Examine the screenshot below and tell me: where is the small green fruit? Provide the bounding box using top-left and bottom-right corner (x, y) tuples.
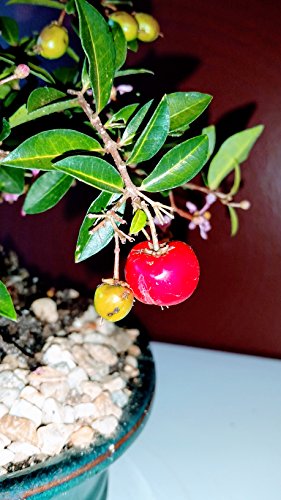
(134, 12), (160, 42)
(37, 23), (69, 60)
(109, 11), (138, 42)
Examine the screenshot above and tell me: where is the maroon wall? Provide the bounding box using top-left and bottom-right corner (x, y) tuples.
(1, 0), (281, 356)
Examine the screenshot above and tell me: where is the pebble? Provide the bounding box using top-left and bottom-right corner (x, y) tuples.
(0, 432), (11, 449)
(31, 297), (59, 323)
(42, 398), (64, 424)
(103, 375), (126, 393)
(111, 390), (129, 408)
(20, 386), (45, 409)
(91, 416), (119, 437)
(69, 426), (95, 448)
(86, 344), (118, 366)
(0, 371), (25, 390)
(40, 381), (69, 403)
(28, 366), (66, 387)
(42, 345), (76, 370)
(0, 415), (38, 446)
(9, 399), (42, 427)
(0, 388), (21, 409)
(79, 381), (102, 401)
(67, 367), (88, 391)
(0, 449), (15, 466)
(0, 404), (9, 419)
(63, 406), (75, 424)
(37, 424), (74, 456)
(108, 332), (134, 353)
(0, 467), (7, 476)
(1, 355), (19, 370)
(74, 403), (97, 421)
(93, 392), (122, 420)
(8, 442), (40, 463)
(127, 345), (141, 357)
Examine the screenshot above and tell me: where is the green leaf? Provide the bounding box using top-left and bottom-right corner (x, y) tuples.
(53, 156), (124, 193)
(111, 22), (127, 70)
(0, 166), (24, 193)
(229, 164), (241, 196)
(105, 103), (139, 129)
(228, 206), (239, 237)
(127, 95), (170, 164)
(28, 62), (55, 84)
(0, 53), (16, 65)
(66, 46), (80, 63)
(202, 125), (216, 159)
(207, 125), (264, 190)
(129, 209), (147, 234)
(0, 281), (17, 321)
(0, 84), (12, 100)
(75, 0), (115, 113)
(115, 68), (154, 77)
(9, 98), (79, 128)
(121, 99), (153, 146)
(75, 192), (125, 262)
(2, 130), (103, 171)
(7, 0), (64, 8)
(127, 39), (138, 52)
(0, 118), (11, 142)
(81, 59), (90, 91)
(167, 92), (212, 134)
(0, 16), (19, 46)
(27, 87), (66, 113)
(141, 135), (209, 193)
(53, 66), (79, 85)
(23, 172), (73, 214)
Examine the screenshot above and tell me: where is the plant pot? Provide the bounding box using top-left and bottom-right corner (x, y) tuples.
(0, 341), (155, 500)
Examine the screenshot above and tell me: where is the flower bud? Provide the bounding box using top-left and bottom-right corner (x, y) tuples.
(14, 64), (30, 79)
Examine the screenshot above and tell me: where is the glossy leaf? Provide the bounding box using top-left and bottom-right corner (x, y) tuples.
(9, 98), (79, 128)
(228, 206), (239, 237)
(23, 172), (73, 214)
(53, 66), (79, 85)
(81, 59), (90, 91)
(207, 125), (264, 190)
(229, 164), (241, 196)
(127, 96), (170, 164)
(202, 125), (216, 159)
(0, 281), (17, 321)
(111, 22), (127, 70)
(28, 62), (55, 84)
(2, 130), (103, 171)
(167, 92), (212, 133)
(105, 103), (139, 129)
(129, 209), (147, 234)
(7, 0), (64, 8)
(0, 16), (19, 46)
(0, 118), (11, 142)
(0, 84), (11, 100)
(53, 156), (123, 193)
(115, 68), (154, 77)
(75, 192), (125, 262)
(27, 87), (66, 113)
(0, 166), (24, 194)
(141, 135), (209, 192)
(75, 0), (115, 113)
(121, 100), (153, 146)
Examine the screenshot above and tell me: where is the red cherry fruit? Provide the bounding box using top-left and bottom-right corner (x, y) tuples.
(125, 241), (200, 306)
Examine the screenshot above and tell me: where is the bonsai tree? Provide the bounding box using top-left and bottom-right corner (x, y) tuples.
(0, 0), (263, 323)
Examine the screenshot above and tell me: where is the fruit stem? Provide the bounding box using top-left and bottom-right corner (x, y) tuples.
(113, 233), (120, 280)
(169, 191), (193, 221)
(140, 201), (160, 251)
(57, 9), (66, 26)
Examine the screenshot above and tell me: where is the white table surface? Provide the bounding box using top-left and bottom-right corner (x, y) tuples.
(107, 341), (281, 500)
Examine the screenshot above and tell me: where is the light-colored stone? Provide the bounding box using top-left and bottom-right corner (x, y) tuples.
(72, 306), (98, 330)
(42, 398), (64, 424)
(111, 390), (129, 408)
(14, 369), (29, 384)
(124, 366), (139, 378)
(40, 381), (69, 403)
(2, 355), (19, 370)
(127, 344), (141, 357)
(0, 371), (25, 390)
(42, 344), (76, 371)
(20, 386), (45, 409)
(103, 375), (126, 393)
(96, 320), (116, 335)
(68, 333), (83, 345)
(63, 406), (75, 424)
(92, 415), (118, 437)
(79, 381), (102, 401)
(71, 345), (110, 380)
(0, 403), (8, 419)
(37, 423), (74, 456)
(0, 388), (21, 409)
(0, 415), (38, 446)
(125, 355), (138, 369)
(74, 403), (97, 421)
(8, 442), (40, 463)
(93, 392), (122, 420)
(0, 467), (7, 476)
(86, 344), (118, 366)
(67, 367), (88, 390)
(31, 297), (59, 323)
(0, 448), (15, 467)
(28, 366), (66, 387)
(83, 332), (106, 345)
(10, 399), (42, 427)
(126, 328), (140, 340)
(0, 432), (11, 449)
(107, 332), (133, 353)
(69, 426), (95, 448)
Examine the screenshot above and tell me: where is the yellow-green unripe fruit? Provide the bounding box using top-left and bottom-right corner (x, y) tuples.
(134, 13), (160, 42)
(37, 24), (69, 60)
(94, 282), (134, 322)
(109, 11), (138, 42)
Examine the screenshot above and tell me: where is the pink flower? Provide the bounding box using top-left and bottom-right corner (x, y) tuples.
(2, 193), (20, 204)
(154, 215), (172, 232)
(186, 193), (216, 240)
